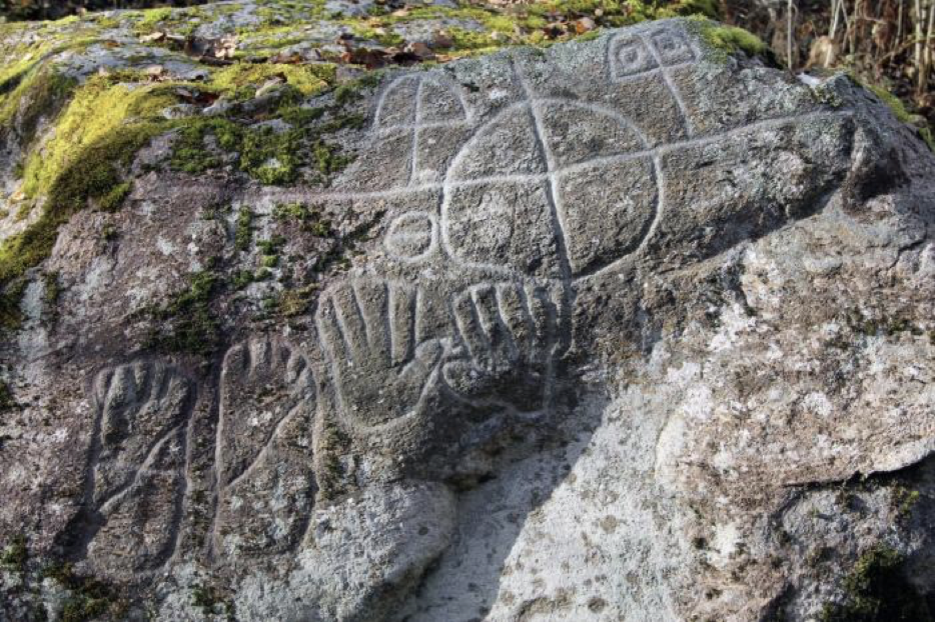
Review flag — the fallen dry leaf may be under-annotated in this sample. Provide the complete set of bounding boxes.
[576,17,596,34]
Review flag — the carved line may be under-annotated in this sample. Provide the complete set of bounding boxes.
[316,279,440,434]
[211,340,314,556]
[486,285,521,361]
[351,281,374,348]
[409,78,426,186]
[384,211,439,263]
[97,424,182,516]
[78,362,195,574]
[642,33,695,138]
[374,74,472,133]
[253,109,851,222]
[374,119,470,134]
[613,61,694,82]
[373,74,419,130]
[536,96,652,150]
[222,399,306,493]
[423,74,472,124]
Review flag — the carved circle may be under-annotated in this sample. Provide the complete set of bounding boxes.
[385,212,437,260]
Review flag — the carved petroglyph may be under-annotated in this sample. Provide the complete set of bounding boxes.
[385,212,437,261]
[317,279,446,432]
[609,29,696,136]
[214,337,316,557]
[373,74,471,188]
[443,280,563,416]
[80,361,194,577]
[441,85,660,279]
[315,274,568,436]
[610,35,659,77]
[374,74,470,132]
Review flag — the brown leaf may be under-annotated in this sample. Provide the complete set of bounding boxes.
[405,41,435,60]
[432,30,453,49]
[269,51,306,64]
[340,47,389,69]
[575,17,596,34]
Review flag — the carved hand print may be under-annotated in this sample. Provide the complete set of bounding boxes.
[443,280,564,415]
[316,279,446,432]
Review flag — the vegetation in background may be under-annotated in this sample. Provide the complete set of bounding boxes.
[726,0,934,139]
[0,0,204,21]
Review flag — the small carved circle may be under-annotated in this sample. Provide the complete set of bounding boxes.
[385,212,436,260]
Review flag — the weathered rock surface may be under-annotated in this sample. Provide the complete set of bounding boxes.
[2,5,935,621]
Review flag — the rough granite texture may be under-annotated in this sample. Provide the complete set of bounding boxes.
[2,4,935,622]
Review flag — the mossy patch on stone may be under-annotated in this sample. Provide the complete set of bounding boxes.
[44,562,124,622]
[819,546,933,622]
[689,18,767,61]
[147,268,222,355]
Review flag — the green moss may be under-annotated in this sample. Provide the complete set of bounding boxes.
[235,207,254,251]
[256,235,284,256]
[859,81,933,151]
[344,22,404,47]
[41,270,61,322]
[0,379,15,412]
[0,120,163,291]
[192,583,234,619]
[868,84,913,124]
[169,117,241,174]
[135,7,172,32]
[279,285,317,317]
[101,223,118,242]
[893,486,921,520]
[0,66,76,149]
[148,269,222,355]
[312,140,353,176]
[0,534,27,570]
[820,546,933,622]
[98,181,132,212]
[44,562,120,622]
[689,18,767,60]
[274,202,332,235]
[210,62,333,101]
[240,125,302,184]
[232,269,255,290]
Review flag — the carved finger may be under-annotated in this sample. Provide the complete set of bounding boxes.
[317,294,354,367]
[452,288,490,369]
[353,280,391,363]
[496,282,533,361]
[472,284,518,371]
[330,284,370,365]
[526,283,560,364]
[389,283,417,366]
[398,340,443,398]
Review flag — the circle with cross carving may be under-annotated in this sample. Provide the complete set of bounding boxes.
[440,98,660,281]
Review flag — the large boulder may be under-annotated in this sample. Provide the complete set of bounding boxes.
[2,5,935,621]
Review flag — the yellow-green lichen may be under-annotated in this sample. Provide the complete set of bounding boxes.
[21,72,176,201]
[210,62,334,101]
[0,72,176,298]
[0,65,77,153]
[689,18,767,60]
